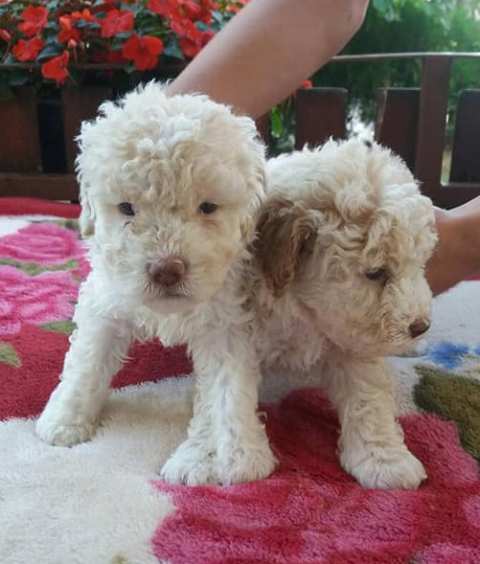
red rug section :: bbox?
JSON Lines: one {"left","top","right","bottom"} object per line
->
{"left": 153, "top": 390, "right": 480, "bottom": 564}
{"left": 0, "top": 322, "right": 191, "bottom": 420}
{"left": 0, "top": 197, "right": 81, "bottom": 218}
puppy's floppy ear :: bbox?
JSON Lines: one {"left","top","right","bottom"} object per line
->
{"left": 255, "top": 197, "right": 317, "bottom": 297}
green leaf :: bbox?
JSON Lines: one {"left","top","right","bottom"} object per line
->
{"left": 37, "top": 43, "right": 63, "bottom": 62}
{"left": 45, "top": 21, "right": 58, "bottom": 32}
{"left": 115, "top": 31, "right": 133, "bottom": 41}
{"left": 42, "top": 321, "right": 76, "bottom": 335}
{"left": 270, "top": 107, "right": 283, "bottom": 139}
{"left": 131, "top": 3, "right": 144, "bottom": 15}
{"left": 0, "top": 259, "right": 79, "bottom": 276}
{"left": 372, "top": 0, "right": 389, "bottom": 14}
{"left": 2, "top": 53, "right": 16, "bottom": 65}
{"left": 76, "top": 21, "right": 101, "bottom": 30}
{"left": 196, "top": 21, "right": 210, "bottom": 32}
{"left": 0, "top": 343, "right": 21, "bottom": 368}
{"left": 212, "top": 11, "right": 225, "bottom": 24}
{"left": 163, "top": 39, "right": 184, "bottom": 60}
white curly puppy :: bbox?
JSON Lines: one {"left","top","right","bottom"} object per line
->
{"left": 253, "top": 138, "right": 438, "bottom": 489}
{"left": 36, "top": 82, "right": 276, "bottom": 486}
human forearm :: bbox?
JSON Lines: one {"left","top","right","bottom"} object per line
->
{"left": 166, "top": 0, "right": 369, "bottom": 117}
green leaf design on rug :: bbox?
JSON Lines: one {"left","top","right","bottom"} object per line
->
{"left": 42, "top": 320, "right": 76, "bottom": 335}
{"left": 414, "top": 365, "right": 480, "bottom": 460}
{"left": 44, "top": 219, "right": 80, "bottom": 232}
{"left": 0, "top": 258, "right": 78, "bottom": 276}
{"left": 0, "top": 342, "right": 21, "bottom": 367}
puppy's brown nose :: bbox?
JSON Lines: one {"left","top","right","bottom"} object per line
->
{"left": 148, "top": 257, "right": 187, "bottom": 287}
{"left": 409, "top": 319, "right": 430, "bottom": 338}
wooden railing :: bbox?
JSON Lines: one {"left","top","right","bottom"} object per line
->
{"left": 287, "top": 53, "right": 480, "bottom": 209}
{"left": 0, "top": 53, "right": 479, "bottom": 208}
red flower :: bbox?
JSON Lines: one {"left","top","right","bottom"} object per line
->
{"left": 201, "top": 0, "right": 220, "bottom": 9}
{"left": 0, "top": 28, "right": 11, "bottom": 42}
{"left": 100, "top": 9, "right": 134, "bottom": 38}
{"left": 70, "top": 9, "right": 96, "bottom": 23}
{"left": 178, "top": 37, "right": 199, "bottom": 58}
{"left": 12, "top": 37, "right": 44, "bottom": 62}
{"left": 180, "top": 0, "right": 202, "bottom": 20}
{"left": 198, "top": 0, "right": 219, "bottom": 23}
{"left": 170, "top": 18, "right": 201, "bottom": 41}
{"left": 179, "top": 29, "right": 212, "bottom": 58}
{"left": 41, "top": 51, "right": 69, "bottom": 84}
{"left": 301, "top": 79, "right": 313, "bottom": 89}
{"left": 170, "top": 16, "right": 212, "bottom": 58}
{"left": 148, "top": 0, "right": 177, "bottom": 17}
{"left": 58, "top": 16, "right": 81, "bottom": 44}
{"left": 18, "top": 6, "right": 48, "bottom": 37}
{"left": 122, "top": 34, "right": 164, "bottom": 71}
{"left": 200, "top": 29, "right": 214, "bottom": 44}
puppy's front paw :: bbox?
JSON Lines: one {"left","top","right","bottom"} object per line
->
{"left": 160, "top": 439, "right": 219, "bottom": 486}
{"left": 217, "top": 444, "right": 277, "bottom": 485}
{"left": 36, "top": 418, "right": 96, "bottom": 447}
{"left": 35, "top": 381, "right": 100, "bottom": 447}
{"left": 36, "top": 397, "right": 96, "bottom": 447}
{"left": 342, "top": 447, "right": 427, "bottom": 490}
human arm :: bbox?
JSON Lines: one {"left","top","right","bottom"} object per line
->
{"left": 166, "top": 0, "right": 369, "bottom": 117}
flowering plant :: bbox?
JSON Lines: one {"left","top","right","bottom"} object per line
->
{"left": 0, "top": 0, "right": 248, "bottom": 86}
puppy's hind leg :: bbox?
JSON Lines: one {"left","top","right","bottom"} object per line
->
{"left": 36, "top": 285, "right": 133, "bottom": 447}
{"left": 324, "top": 353, "right": 427, "bottom": 490}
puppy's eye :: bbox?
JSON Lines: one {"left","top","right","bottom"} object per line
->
{"left": 366, "top": 268, "right": 389, "bottom": 282}
{"left": 118, "top": 202, "right": 135, "bottom": 216}
{"left": 198, "top": 202, "right": 218, "bottom": 215}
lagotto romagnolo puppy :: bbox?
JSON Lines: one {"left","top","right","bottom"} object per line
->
{"left": 253, "top": 138, "right": 438, "bottom": 489}
{"left": 35, "top": 82, "right": 277, "bottom": 485}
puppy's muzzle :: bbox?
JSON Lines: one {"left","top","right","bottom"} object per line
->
{"left": 148, "top": 257, "right": 187, "bottom": 288}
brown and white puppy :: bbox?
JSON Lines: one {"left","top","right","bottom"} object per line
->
{"left": 251, "top": 138, "right": 437, "bottom": 489}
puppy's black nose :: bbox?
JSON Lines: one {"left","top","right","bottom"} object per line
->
{"left": 148, "top": 257, "right": 187, "bottom": 287}
{"left": 409, "top": 319, "right": 430, "bottom": 338}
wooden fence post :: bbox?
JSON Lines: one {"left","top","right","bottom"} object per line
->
{"left": 295, "top": 88, "right": 347, "bottom": 149}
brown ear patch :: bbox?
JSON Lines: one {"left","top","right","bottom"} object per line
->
{"left": 255, "top": 197, "right": 317, "bottom": 297}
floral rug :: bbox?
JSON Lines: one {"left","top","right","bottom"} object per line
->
{"left": 1, "top": 197, "right": 480, "bottom": 564}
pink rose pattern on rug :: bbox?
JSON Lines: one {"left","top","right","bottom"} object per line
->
{"left": 153, "top": 390, "right": 480, "bottom": 564}
{"left": 0, "top": 266, "right": 78, "bottom": 336}
{"left": 0, "top": 222, "right": 85, "bottom": 265}
{"left": 0, "top": 221, "right": 89, "bottom": 338}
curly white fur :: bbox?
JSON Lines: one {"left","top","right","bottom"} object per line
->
{"left": 36, "top": 82, "right": 275, "bottom": 486}
{"left": 253, "top": 139, "right": 438, "bottom": 489}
